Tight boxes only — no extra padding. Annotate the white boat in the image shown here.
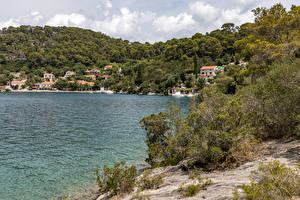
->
[172,91,184,97]
[106,90,114,94]
[187,93,195,97]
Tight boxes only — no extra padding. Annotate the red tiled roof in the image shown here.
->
[101,75,111,78]
[104,65,113,68]
[86,82,94,86]
[11,80,26,85]
[84,75,96,77]
[201,66,217,70]
[41,82,54,85]
[77,80,94,86]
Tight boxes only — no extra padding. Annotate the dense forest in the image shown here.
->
[1,4,298,94]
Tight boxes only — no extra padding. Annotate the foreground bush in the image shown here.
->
[242,161,300,200]
[244,59,300,139]
[182,176,213,197]
[183,184,201,197]
[95,161,137,196]
[137,169,164,191]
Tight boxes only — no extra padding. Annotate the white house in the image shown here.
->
[9,80,26,89]
[39,82,54,90]
[43,73,55,81]
[85,69,99,74]
[200,66,218,78]
[104,65,113,70]
[10,72,21,78]
[64,71,76,78]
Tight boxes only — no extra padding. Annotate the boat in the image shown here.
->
[172,91,184,97]
[187,93,195,97]
[106,90,114,94]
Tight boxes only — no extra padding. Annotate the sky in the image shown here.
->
[0,0,296,43]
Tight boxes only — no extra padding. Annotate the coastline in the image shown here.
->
[1,90,196,97]
[95,139,300,200]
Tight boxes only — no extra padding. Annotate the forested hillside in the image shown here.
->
[0,4,299,94]
[94,5,300,198]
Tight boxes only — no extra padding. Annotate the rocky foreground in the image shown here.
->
[96,140,300,200]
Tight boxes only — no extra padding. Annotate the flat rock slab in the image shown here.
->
[97,140,300,200]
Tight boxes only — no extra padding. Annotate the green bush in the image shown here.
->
[245,59,300,139]
[242,161,300,200]
[95,161,137,196]
[137,169,164,191]
[182,176,213,197]
[183,184,201,197]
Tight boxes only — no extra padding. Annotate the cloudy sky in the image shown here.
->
[0,0,295,43]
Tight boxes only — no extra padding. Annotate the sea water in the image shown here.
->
[0,93,190,200]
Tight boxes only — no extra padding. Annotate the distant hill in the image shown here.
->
[0,3,299,94]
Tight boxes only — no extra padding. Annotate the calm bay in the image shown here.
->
[0,93,190,200]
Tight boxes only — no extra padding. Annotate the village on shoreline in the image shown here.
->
[0,64,237,97]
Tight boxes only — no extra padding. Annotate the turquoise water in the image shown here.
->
[0,93,190,200]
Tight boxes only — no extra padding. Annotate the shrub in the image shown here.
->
[140,103,185,167]
[95,161,137,196]
[232,188,240,200]
[182,176,213,197]
[183,184,201,197]
[242,160,300,200]
[137,169,164,191]
[245,59,300,139]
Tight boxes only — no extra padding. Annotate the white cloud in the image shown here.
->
[0,0,296,42]
[92,8,155,37]
[31,11,44,23]
[0,11,44,29]
[219,8,253,25]
[0,18,19,29]
[189,1,219,22]
[31,11,40,16]
[46,13,86,26]
[104,0,112,8]
[153,13,195,33]
[189,1,254,28]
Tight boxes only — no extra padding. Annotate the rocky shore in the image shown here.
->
[96,139,300,200]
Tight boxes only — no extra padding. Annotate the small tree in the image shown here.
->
[193,54,200,78]
[95,161,137,196]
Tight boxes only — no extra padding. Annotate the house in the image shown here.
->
[85,69,99,74]
[77,80,95,86]
[200,66,218,78]
[101,75,111,80]
[64,71,76,78]
[44,73,55,81]
[10,72,21,78]
[9,80,26,89]
[39,82,55,90]
[84,75,97,80]
[104,65,113,70]
[31,84,40,90]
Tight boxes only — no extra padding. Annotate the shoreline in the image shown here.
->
[95,139,300,200]
[0,90,196,97]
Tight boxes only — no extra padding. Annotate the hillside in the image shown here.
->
[0,3,298,94]
[89,4,300,200]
